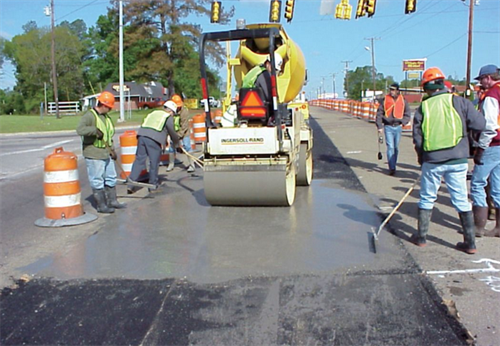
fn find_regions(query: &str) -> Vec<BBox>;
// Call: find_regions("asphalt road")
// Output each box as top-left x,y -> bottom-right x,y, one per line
0,114 -> 471,345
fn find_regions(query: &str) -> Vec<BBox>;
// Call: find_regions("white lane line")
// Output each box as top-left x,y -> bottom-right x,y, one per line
0,140 -> 73,157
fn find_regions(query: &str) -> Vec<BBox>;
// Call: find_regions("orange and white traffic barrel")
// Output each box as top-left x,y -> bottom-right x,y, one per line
119,130 -> 138,178
35,147 -> 97,227
189,118 -> 196,150
193,113 -> 206,143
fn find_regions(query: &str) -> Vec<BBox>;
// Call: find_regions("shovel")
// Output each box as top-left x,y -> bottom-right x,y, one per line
377,134 -> 383,160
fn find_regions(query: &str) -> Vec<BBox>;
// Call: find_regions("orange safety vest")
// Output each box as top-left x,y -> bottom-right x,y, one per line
384,94 -> 405,119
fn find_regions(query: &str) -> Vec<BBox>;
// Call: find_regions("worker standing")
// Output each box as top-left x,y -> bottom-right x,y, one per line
166,94 -> 195,173
128,101 -> 181,193
376,83 -> 411,176
412,67 -> 485,254
76,91 -> 126,213
470,64 -> 500,238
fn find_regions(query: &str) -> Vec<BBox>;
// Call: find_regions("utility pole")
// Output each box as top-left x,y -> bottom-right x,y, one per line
341,60 -> 352,97
365,37 -> 379,101
49,0 -> 59,118
332,73 -> 336,98
465,0 -> 475,96
118,0 -> 125,122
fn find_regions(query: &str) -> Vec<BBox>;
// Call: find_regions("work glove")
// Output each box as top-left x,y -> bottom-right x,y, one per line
96,128 -> 104,139
176,146 -> 184,154
109,149 -> 117,161
473,148 -> 484,165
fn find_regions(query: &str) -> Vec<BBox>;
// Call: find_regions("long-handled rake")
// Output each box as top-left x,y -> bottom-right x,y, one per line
370,176 -> 421,253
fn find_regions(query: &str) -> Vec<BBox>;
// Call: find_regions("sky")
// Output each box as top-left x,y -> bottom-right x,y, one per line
0,0 -> 499,99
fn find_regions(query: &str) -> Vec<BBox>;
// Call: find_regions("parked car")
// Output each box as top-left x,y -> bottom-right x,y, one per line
137,98 -> 165,110
200,96 -> 220,108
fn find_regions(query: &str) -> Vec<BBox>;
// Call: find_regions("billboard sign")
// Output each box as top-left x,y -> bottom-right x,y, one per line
403,59 -> 426,72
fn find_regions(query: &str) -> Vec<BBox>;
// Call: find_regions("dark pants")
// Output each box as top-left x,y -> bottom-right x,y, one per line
129,136 -> 161,186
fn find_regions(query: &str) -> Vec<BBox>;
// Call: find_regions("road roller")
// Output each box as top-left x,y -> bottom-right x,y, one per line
199,23 -> 313,206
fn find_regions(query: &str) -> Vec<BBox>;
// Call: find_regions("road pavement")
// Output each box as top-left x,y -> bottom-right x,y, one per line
0,106 -> 498,345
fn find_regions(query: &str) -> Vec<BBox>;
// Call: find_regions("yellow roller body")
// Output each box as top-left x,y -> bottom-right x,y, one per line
234,23 -> 306,104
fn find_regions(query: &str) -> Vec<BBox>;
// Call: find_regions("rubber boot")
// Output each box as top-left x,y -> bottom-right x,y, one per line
166,153 -> 175,172
92,189 -> 115,214
410,208 -> 432,247
484,208 -> 500,238
456,211 -> 476,254
104,186 -> 126,209
187,157 -> 195,173
472,206 -> 488,237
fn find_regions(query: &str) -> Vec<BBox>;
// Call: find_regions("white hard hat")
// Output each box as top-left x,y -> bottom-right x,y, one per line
267,52 -> 283,72
163,100 -> 178,113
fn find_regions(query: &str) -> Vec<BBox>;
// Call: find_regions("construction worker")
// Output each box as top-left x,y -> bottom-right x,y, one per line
128,100 -> 181,193
470,64 -> 500,238
76,91 -> 126,213
241,52 -> 283,117
412,67 -> 485,254
376,82 -> 411,176
166,94 -> 195,173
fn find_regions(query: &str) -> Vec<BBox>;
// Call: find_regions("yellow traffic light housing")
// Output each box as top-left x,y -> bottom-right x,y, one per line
405,0 -> 416,14
284,0 -> 295,22
335,0 -> 352,20
356,0 -> 366,18
211,1 -> 221,23
269,0 -> 282,23
365,0 -> 376,17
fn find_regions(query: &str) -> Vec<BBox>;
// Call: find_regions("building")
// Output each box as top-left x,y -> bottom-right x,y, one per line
103,81 -> 168,110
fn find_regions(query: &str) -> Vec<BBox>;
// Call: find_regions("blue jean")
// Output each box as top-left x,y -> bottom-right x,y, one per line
471,145 -> 500,208
419,162 -> 471,212
85,158 -> 117,190
167,136 -> 192,153
384,125 -> 402,171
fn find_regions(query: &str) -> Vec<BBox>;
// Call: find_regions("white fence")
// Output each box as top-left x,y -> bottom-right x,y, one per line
48,101 -> 80,115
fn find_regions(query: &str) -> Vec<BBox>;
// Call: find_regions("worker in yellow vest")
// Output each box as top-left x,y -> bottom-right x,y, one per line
128,101 -> 181,193
375,83 -> 411,175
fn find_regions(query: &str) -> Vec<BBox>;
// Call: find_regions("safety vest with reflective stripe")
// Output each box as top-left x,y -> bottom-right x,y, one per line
141,110 -> 171,132
384,94 -> 405,119
90,109 -> 114,148
242,66 -> 266,88
422,93 -> 463,152
174,115 -> 181,132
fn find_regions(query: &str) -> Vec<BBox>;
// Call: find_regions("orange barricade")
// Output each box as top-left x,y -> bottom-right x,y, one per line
361,102 -> 370,120
193,113 -> 206,143
212,109 -> 222,125
120,130 -> 138,178
368,103 -> 377,122
35,147 -> 97,227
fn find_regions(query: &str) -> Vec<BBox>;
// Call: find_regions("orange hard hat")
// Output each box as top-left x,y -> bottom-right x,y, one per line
98,91 -> 115,109
171,94 -> 183,107
421,67 -> 445,87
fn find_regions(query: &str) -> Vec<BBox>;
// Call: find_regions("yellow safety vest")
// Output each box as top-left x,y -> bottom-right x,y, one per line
141,110 -> 170,132
91,109 -> 114,148
242,66 -> 266,88
422,94 -> 463,152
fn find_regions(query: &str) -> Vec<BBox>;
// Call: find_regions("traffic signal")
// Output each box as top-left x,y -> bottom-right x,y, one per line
405,0 -> 416,14
284,0 -> 295,22
356,0 -> 366,18
211,1 -> 221,23
365,0 -> 376,17
269,0 -> 281,23
335,0 -> 352,20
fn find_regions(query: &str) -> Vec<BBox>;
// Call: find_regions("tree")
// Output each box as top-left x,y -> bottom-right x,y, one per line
345,66 -> 392,101
0,37 -> 6,71
110,0 -> 234,96
4,23 -> 86,113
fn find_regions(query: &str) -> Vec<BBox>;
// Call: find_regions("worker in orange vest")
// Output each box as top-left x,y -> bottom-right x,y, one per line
375,83 -> 411,175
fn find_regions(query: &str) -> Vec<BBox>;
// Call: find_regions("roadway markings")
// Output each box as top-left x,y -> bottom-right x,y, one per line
0,139 -> 73,157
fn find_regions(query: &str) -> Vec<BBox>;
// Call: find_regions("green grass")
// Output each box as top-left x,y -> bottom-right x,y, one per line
0,110 -> 151,134
0,108 -> 206,134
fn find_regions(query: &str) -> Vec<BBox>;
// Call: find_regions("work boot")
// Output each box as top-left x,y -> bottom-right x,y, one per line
410,208 -> 432,247
166,153 -> 175,172
456,211 -> 476,254
484,208 -> 500,237
104,186 -> 127,209
92,189 -> 115,214
187,157 -> 195,173
473,206 -> 488,237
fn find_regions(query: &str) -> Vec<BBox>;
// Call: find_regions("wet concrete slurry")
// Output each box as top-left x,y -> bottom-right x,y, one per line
0,116 -> 470,345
